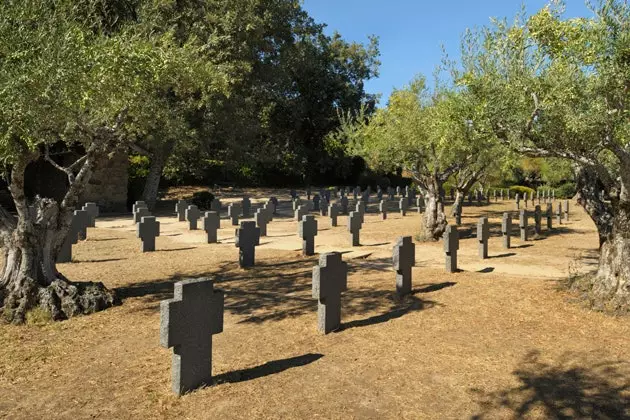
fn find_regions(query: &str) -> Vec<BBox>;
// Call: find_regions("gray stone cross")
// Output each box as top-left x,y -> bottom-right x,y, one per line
202,211 -> 220,243
74,208 -> 89,240
329,203 -> 339,227
534,205 -> 542,235
235,221 -> 260,268
299,214 -> 318,256
82,202 -> 98,227
546,203 -> 553,229
320,197 -> 329,216
242,197 -> 251,218
134,207 -> 151,224
57,209 -> 89,263
502,212 -> 512,249
515,193 -> 521,210
186,205 -> 201,230
564,200 -> 570,222
137,215 -> 160,252
393,236 -> 415,296
399,198 -> 407,216
160,278 -> 224,396
443,225 -> 459,273
294,205 -> 307,222
210,198 -> 221,213
340,196 -> 349,214
312,194 -> 321,211
379,200 -> 387,220
133,201 -> 147,214
175,200 -> 187,222
348,211 -> 362,246
227,204 -> 240,226
477,217 -> 490,259
312,252 -> 348,334
556,201 -> 563,225
255,208 -> 270,237
519,209 -> 529,241
355,200 -> 365,223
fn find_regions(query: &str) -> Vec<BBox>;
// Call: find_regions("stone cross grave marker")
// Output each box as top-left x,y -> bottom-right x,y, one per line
329,203 -> 339,227
519,209 -> 529,241
444,225 -> 459,273
320,197 -> 328,216
255,208 -> 270,237
270,197 -> 278,214
313,194 -> 320,212
235,221 -> 260,268
356,200 -> 365,223
546,203 -> 553,229
502,212 -> 512,249
556,201 -> 563,225
348,211 -> 362,246
242,197 -> 252,218
137,216 -> 160,252
160,278 -> 224,396
133,201 -> 147,214
202,211 -> 220,243
340,196 -> 349,214
393,236 -> 415,296
227,204 -> 239,226
564,200 -> 569,222
515,193 -> 521,210
399,198 -> 407,216
294,205 -> 307,222
534,205 -> 542,236
299,215 -> 318,256
57,210 -> 89,262
186,205 -> 201,230
82,202 -> 98,227
396,186 -> 401,196
134,207 -> 151,224
379,200 -> 387,220
175,200 -> 187,222
263,203 -> 274,222
477,217 -> 489,259
292,198 -> 301,212
416,196 -> 424,213
210,198 -> 221,213
312,252 -> 348,334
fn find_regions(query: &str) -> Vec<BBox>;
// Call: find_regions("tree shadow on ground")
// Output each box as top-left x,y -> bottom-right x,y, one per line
213,353 -> 324,385
414,282 -> 456,293
471,351 -> 630,419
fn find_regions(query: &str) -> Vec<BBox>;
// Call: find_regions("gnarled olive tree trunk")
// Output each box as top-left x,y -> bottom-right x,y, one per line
417,175 -> 448,241
0,139 -> 118,324
141,140 -> 175,211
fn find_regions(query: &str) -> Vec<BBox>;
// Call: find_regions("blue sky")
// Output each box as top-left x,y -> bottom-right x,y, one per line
302,1 -> 593,104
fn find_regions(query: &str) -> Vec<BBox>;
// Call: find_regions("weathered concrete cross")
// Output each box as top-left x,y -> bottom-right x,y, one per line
160,278 -> 224,395
477,217 -> 489,259
235,221 -> 260,268
393,236 -> 415,296
186,205 -> 201,230
242,197 -> 252,218
399,198 -> 407,216
137,216 -> 160,252
134,207 -> 151,224
534,205 -> 542,236
299,215 -> 318,256
502,213 -> 512,249
175,200 -> 187,222
312,252 -> 348,334
82,202 -> 98,227
329,203 -> 339,227
379,200 -> 387,220
443,225 -> 459,273
227,204 -> 240,226
57,210 -> 89,262
255,208 -> 270,237
202,211 -> 220,243
519,209 -> 529,241
348,211 -> 362,246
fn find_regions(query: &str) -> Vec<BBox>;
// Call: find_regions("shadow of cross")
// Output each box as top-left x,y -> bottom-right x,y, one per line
186,205 -> 201,230
175,200 -> 187,222
299,215 -> 318,256
202,212 -> 220,244
393,236 -> 415,296
137,216 -> 160,252
348,211 -> 362,246
312,252 -> 348,334
444,225 -> 459,273
160,278 -> 224,396
235,221 -> 260,268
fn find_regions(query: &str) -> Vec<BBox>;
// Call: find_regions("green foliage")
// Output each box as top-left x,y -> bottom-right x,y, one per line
191,191 -> 215,210
26,307 -> 51,326
129,155 -> 150,180
509,185 -> 536,198
554,182 -> 577,199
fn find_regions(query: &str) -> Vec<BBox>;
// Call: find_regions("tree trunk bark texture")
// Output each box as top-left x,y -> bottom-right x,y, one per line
423,182 -> 448,241
142,141 -> 174,211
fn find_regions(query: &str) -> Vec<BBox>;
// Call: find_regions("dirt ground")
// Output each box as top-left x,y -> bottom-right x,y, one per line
1,188 -> 629,419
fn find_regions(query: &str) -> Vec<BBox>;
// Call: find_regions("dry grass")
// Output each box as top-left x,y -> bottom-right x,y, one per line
1,191 -> 629,419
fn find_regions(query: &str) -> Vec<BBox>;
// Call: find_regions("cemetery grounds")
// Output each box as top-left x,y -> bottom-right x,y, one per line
1,187 -> 629,419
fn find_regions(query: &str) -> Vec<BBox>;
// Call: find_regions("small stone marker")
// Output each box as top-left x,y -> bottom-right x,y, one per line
82,202 -> 98,227
202,211 -> 220,243
519,209 -> 529,241
564,200 -> 569,222
227,204 -> 239,226
329,203 -> 339,227
313,194 -> 321,211
416,196 -> 424,213
160,278 -> 224,396
255,208 -> 270,237
269,197 -> 278,214
133,201 -> 147,214
556,201 -> 563,225
443,225 -> 459,273
393,236 -> 415,296
210,198 -> 221,213
292,198 -> 301,212
74,209 -> 89,240
502,213 -> 512,249
515,193 -> 520,210
242,197 -> 251,218
340,196 -> 349,214
299,215 -> 318,256
57,210 -> 88,262
134,207 -> 151,224
546,203 -> 553,229
312,252 -> 348,334
294,205 -> 307,222
399,198 -> 407,216
175,200 -> 187,222
320,197 -> 328,216
379,200 -> 387,220
534,205 -> 542,236
348,211 -> 361,246
235,221 -> 260,268
355,201 -> 365,223
477,217 -> 489,259
186,205 -> 201,230
137,216 -> 160,252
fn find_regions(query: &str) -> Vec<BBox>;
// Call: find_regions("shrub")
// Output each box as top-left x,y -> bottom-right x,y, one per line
509,185 -> 536,198
191,191 -> 215,210
554,182 -> 577,199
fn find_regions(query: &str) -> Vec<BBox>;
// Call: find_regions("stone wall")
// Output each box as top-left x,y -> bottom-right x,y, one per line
80,150 -> 129,213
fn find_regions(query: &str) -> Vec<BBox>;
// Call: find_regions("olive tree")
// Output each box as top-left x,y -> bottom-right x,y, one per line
0,0 -> 226,323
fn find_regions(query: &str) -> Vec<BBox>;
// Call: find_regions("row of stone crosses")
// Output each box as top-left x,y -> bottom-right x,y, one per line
135,187 -> 567,396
